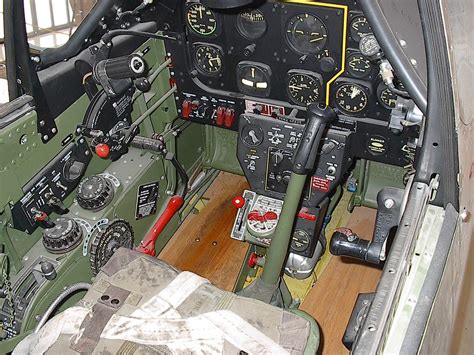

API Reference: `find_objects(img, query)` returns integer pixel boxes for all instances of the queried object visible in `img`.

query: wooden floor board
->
[159,172,250,291]
[300,206,382,355]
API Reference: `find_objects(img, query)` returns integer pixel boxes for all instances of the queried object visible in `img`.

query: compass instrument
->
[335,82,370,115]
[287,70,322,106]
[285,13,328,55]
[194,44,223,75]
[237,9,267,40]
[186,3,217,36]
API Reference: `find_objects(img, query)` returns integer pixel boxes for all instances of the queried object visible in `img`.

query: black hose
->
[100,30,176,44]
[40,0,117,66]
[359,0,428,114]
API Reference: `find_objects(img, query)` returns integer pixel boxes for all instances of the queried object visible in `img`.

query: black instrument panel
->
[164,0,418,167]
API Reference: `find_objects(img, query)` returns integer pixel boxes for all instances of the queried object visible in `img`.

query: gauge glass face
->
[237,9,267,40]
[194,45,223,74]
[186,3,217,36]
[287,72,321,106]
[286,13,328,55]
[335,83,369,115]
[241,124,264,147]
[236,62,272,97]
[347,53,373,78]
[291,229,310,252]
[350,16,372,42]
[378,86,398,109]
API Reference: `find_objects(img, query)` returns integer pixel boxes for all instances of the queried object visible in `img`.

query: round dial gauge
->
[287,72,322,106]
[194,44,223,74]
[236,61,272,97]
[237,9,267,40]
[241,124,264,147]
[350,16,373,42]
[335,83,369,115]
[186,3,217,36]
[377,83,398,109]
[286,13,328,55]
[347,53,373,78]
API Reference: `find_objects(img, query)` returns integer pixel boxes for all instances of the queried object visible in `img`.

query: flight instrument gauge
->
[241,124,264,147]
[377,83,398,109]
[236,61,272,97]
[186,3,217,36]
[194,44,223,75]
[286,13,328,55]
[287,70,322,106]
[350,15,373,42]
[237,9,267,40]
[347,53,373,78]
[335,82,370,115]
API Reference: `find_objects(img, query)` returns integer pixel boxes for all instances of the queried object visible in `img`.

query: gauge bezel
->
[285,13,329,55]
[236,61,272,97]
[193,43,224,76]
[346,52,374,79]
[185,2,220,37]
[240,124,265,147]
[334,79,372,116]
[286,69,323,106]
[349,15,373,42]
[236,9,268,40]
[377,82,398,109]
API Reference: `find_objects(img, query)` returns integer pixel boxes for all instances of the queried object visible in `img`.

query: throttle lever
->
[293,103,336,175]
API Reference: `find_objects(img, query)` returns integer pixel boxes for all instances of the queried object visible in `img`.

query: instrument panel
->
[164,0,418,167]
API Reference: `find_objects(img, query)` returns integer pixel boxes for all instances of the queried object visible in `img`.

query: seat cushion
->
[15,248,317,354]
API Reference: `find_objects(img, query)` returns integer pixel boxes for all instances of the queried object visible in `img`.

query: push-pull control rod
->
[261,104,336,286]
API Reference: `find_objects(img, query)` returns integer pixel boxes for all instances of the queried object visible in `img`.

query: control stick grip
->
[293,103,336,175]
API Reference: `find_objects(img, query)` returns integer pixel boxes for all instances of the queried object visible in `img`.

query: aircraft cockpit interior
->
[0,0,469,354]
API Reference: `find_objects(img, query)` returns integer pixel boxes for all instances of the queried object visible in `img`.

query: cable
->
[101,30,176,44]
[34,283,91,333]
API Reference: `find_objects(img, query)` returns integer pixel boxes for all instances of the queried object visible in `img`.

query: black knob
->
[63,160,86,182]
[76,175,114,211]
[243,44,256,57]
[320,56,336,73]
[40,261,57,281]
[42,217,83,254]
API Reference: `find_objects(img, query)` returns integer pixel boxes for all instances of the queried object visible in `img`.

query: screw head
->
[384,199,395,209]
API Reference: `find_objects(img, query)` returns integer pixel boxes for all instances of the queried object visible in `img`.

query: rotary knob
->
[76,175,114,211]
[42,217,83,254]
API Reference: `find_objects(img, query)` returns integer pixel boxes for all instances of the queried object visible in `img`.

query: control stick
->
[260,103,336,286]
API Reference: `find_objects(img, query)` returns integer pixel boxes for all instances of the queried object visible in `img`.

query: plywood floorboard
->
[159,172,249,291]
[300,207,382,355]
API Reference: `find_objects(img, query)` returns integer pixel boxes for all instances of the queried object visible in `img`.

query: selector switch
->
[42,217,83,254]
[76,175,114,211]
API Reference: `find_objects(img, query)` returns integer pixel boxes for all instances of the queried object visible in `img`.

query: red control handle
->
[232,196,245,209]
[95,143,110,159]
[135,195,184,256]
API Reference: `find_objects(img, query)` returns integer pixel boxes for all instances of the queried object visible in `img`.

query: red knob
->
[248,252,259,268]
[232,196,245,209]
[95,143,110,159]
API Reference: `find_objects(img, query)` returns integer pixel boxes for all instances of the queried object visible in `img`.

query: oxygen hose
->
[34,283,91,333]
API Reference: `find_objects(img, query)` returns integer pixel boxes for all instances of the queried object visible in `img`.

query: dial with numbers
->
[286,13,328,55]
[287,71,322,106]
[350,15,373,42]
[347,53,373,78]
[194,44,223,74]
[186,3,217,36]
[335,83,369,115]
[377,83,398,109]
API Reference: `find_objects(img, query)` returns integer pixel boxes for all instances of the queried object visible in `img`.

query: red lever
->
[95,143,110,159]
[232,196,245,209]
[248,252,259,268]
[136,195,184,256]
[248,211,278,223]
[298,207,317,221]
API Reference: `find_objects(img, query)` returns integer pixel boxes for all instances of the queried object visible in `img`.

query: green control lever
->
[261,103,336,286]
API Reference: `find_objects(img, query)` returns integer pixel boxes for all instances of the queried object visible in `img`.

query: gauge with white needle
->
[287,70,322,106]
[335,82,369,115]
[194,44,223,75]
[285,13,328,54]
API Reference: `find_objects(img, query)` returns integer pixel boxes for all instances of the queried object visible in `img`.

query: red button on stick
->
[232,196,245,209]
[95,144,110,159]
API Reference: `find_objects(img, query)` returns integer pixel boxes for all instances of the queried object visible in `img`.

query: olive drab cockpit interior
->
[0,0,466,354]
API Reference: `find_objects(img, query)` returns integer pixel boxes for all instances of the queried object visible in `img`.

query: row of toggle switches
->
[181,99,235,128]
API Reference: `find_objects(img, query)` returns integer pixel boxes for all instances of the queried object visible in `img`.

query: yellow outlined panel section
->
[281,1,348,106]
